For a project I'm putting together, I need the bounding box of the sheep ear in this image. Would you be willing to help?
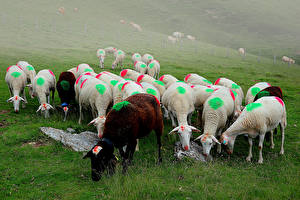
[88,118,97,126]
[48,104,54,110]
[36,105,43,113]
[7,97,13,102]
[189,125,201,133]
[211,135,221,144]
[26,84,32,87]
[19,97,25,102]
[168,126,180,135]
[194,134,204,141]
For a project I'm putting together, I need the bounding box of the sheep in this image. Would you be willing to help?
[282,56,295,64]
[194,87,236,157]
[147,60,160,79]
[134,61,147,74]
[5,65,27,112]
[129,22,142,31]
[168,36,177,44]
[159,74,178,89]
[101,71,124,82]
[104,47,117,54]
[238,48,245,55]
[75,63,95,78]
[112,50,125,69]
[186,35,196,41]
[16,61,36,98]
[56,72,76,121]
[184,73,213,86]
[67,67,77,76]
[120,69,141,81]
[76,76,112,138]
[220,96,287,164]
[83,93,163,181]
[162,81,200,151]
[74,74,94,102]
[141,82,160,102]
[136,74,165,97]
[253,86,283,102]
[131,53,142,63]
[95,72,119,90]
[214,77,244,114]
[142,54,154,65]
[245,82,271,105]
[33,69,56,118]
[58,7,65,15]
[120,81,145,100]
[120,19,126,24]
[74,8,78,12]
[112,79,128,105]
[96,49,106,68]
[172,31,184,40]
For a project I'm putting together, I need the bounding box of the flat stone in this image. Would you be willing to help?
[66,128,76,133]
[174,141,207,162]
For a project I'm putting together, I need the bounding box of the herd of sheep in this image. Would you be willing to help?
[5,47,287,181]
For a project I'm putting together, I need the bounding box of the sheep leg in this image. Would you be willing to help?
[47,95,50,104]
[155,128,163,164]
[78,104,83,124]
[270,130,274,149]
[135,139,139,151]
[122,141,136,174]
[21,89,27,108]
[258,134,265,164]
[51,89,55,107]
[246,137,253,162]
[279,123,285,155]
[188,113,192,125]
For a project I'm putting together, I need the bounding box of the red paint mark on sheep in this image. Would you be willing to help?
[135,82,143,88]
[84,72,92,76]
[6,66,13,72]
[266,82,271,86]
[76,65,79,72]
[43,103,47,109]
[137,75,144,82]
[121,82,130,91]
[76,75,83,85]
[17,65,23,71]
[190,85,195,88]
[207,85,212,88]
[134,61,138,66]
[95,73,103,79]
[159,75,165,81]
[120,69,128,77]
[214,78,221,85]
[80,79,88,88]
[184,145,189,151]
[48,70,55,77]
[154,96,160,105]
[180,125,184,131]
[15,96,18,100]
[230,89,235,101]
[275,97,284,107]
[184,74,191,82]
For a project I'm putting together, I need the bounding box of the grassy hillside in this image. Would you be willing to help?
[0,0,300,199]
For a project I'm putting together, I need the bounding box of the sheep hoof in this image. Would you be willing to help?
[270,145,274,149]
[246,156,252,162]
[280,150,284,155]
[258,159,263,164]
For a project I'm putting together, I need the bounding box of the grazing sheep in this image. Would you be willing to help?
[184,73,213,86]
[102,71,124,82]
[5,65,27,112]
[253,86,283,102]
[56,72,76,121]
[282,56,295,64]
[120,19,126,24]
[17,61,36,98]
[245,82,271,105]
[33,69,56,118]
[162,82,200,151]
[159,74,178,89]
[58,7,65,15]
[75,63,95,78]
[105,47,117,54]
[136,74,165,97]
[83,93,163,181]
[134,61,147,74]
[238,48,245,55]
[120,81,145,100]
[112,50,125,69]
[74,74,94,102]
[95,72,119,90]
[131,53,142,63]
[173,31,184,40]
[76,76,112,138]
[147,60,160,79]
[220,96,286,163]
[96,49,106,68]
[141,82,160,102]
[120,69,141,81]
[142,54,154,65]
[129,22,142,32]
[186,35,196,41]
[168,36,177,44]
[194,87,235,157]
[74,8,78,12]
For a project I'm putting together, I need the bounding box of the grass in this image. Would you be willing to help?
[1,0,300,199]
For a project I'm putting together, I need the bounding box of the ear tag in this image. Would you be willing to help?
[93,146,102,155]
[223,140,227,145]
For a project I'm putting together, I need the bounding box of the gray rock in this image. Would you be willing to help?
[66,128,76,133]
[174,141,207,162]
[40,127,99,152]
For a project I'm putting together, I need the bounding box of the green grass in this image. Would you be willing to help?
[1,0,300,199]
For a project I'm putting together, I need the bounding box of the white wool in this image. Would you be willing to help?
[173,31,184,39]
[101,71,124,82]
[96,49,106,69]
[75,63,94,78]
[168,36,177,43]
[96,73,119,90]
[67,67,77,76]
[142,53,154,65]
[17,61,36,86]
[121,81,145,100]
[112,79,128,104]
[238,48,245,55]
[147,60,160,79]
[137,74,165,96]
[141,82,160,102]
[282,56,295,64]
[112,50,125,69]
[104,47,117,54]
[74,74,94,102]
[134,61,147,74]
[159,74,178,89]
[184,73,213,86]
[130,22,142,31]
[120,69,141,81]
[186,35,196,41]
[131,53,142,63]
[245,82,270,105]
[192,85,215,109]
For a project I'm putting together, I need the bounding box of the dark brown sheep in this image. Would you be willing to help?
[83,93,163,181]
[254,86,283,102]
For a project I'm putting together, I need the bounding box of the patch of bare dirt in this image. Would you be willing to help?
[21,141,48,148]
[0,119,9,128]
[0,110,10,114]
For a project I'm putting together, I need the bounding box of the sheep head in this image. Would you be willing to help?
[195,133,220,156]
[169,125,200,151]
[36,103,54,118]
[219,134,236,154]
[88,116,106,138]
[7,95,25,113]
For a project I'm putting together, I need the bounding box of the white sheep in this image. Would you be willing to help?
[162,82,200,151]
[194,87,235,157]
[220,96,286,163]
[282,56,295,64]
[184,73,213,86]
[5,65,27,112]
[96,49,106,68]
[95,72,119,90]
[186,35,196,41]
[238,48,245,55]
[142,54,154,65]
[131,53,142,63]
[104,47,117,54]
[100,71,124,82]
[75,63,95,78]
[136,74,165,97]
[134,61,147,74]
[147,60,160,79]
[120,69,141,81]
[172,31,184,40]
[120,19,126,24]
[17,61,36,98]
[159,74,178,89]
[245,82,271,105]
[67,67,76,76]
[112,50,125,69]
[77,76,112,138]
[74,74,94,102]
[129,22,142,32]
[120,81,145,100]
[141,82,160,102]
[33,69,56,118]
[168,36,177,44]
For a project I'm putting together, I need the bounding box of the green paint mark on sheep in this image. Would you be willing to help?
[37,77,45,86]
[257,91,270,99]
[113,101,131,111]
[146,88,157,96]
[208,97,224,110]
[205,88,214,93]
[11,71,22,78]
[232,90,237,97]
[110,80,118,86]
[26,65,34,71]
[176,81,185,83]
[153,80,164,86]
[149,63,155,69]
[118,50,123,55]
[131,91,141,95]
[232,83,240,89]
[148,56,153,59]
[135,54,140,58]
[99,50,104,54]
[84,68,93,72]
[203,79,212,84]
[60,80,70,91]
[140,64,147,68]
[246,102,262,112]
[118,83,124,91]
[177,86,186,94]
[251,87,261,96]
[95,84,106,95]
